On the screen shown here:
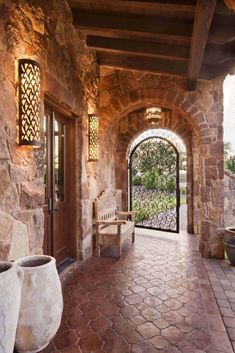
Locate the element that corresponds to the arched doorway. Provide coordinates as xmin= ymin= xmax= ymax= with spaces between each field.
xmin=101 ymin=80 xmax=224 ymax=257
xmin=127 ymin=128 xmax=188 ymax=232
xmin=129 ymin=135 xmax=180 ymax=233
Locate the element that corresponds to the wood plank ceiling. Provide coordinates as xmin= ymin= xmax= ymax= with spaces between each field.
xmin=68 ymin=0 xmax=235 ymax=90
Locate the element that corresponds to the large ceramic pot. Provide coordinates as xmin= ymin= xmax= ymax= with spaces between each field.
xmin=0 ymin=261 xmax=23 ymax=353
xmin=224 ymin=227 xmax=235 ymax=266
xmin=15 ymin=255 xmax=63 ymax=353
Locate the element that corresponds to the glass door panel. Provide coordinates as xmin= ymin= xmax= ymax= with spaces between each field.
xmin=54 ymin=118 xmax=65 ymax=203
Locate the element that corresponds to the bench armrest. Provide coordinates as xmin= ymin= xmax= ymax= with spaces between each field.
xmin=95 ymin=220 xmax=126 ymax=226
xmin=117 ymin=211 xmax=136 ymax=221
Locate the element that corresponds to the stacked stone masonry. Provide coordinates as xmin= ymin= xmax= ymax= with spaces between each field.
xmin=99 ymin=68 xmax=225 ymax=258
xmin=0 ymin=0 xmax=98 ymax=260
xmin=224 ymin=171 xmax=235 ymax=227
xmin=0 ymin=0 xmax=230 ymax=261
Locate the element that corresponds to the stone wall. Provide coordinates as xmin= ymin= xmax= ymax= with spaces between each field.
xmin=0 ymin=0 xmax=227 ymax=261
xmin=80 ymin=124 xmax=116 ymax=258
xmin=99 ymin=68 xmax=225 ymax=258
xmin=0 ymin=0 xmax=99 ymax=260
xmin=224 ymin=171 xmax=235 ymax=227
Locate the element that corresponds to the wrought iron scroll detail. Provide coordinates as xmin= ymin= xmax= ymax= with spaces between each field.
xmin=130 ymin=137 xmax=179 ymax=232
xmin=19 ymin=59 xmax=41 ymax=146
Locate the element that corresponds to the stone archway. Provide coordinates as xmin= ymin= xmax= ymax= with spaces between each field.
xmin=113 ymin=108 xmax=196 ymax=237
xmin=100 ymin=86 xmax=211 ymax=137
xmin=99 ymin=70 xmax=224 ymax=258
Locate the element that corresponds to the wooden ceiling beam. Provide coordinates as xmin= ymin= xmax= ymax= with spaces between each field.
xmin=97 ymin=51 xmax=187 ymax=77
xmin=68 ymin=1 xmax=196 ymax=19
xmin=87 ymin=35 xmax=190 ymax=62
xmin=72 ymin=10 xmax=194 ymax=37
xmin=84 ymin=29 xmax=191 ymax=46
xmin=187 ymin=0 xmax=217 ymax=91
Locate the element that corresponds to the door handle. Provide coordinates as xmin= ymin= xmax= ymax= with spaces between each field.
xmin=48 ymin=197 xmax=59 ymax=214
xmin=48 ymin=198 xmax=53 ymax=214
xmin=48 ymin=198 xmax=59 ymax=214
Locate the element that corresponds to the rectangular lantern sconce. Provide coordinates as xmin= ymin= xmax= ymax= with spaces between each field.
xmin=88 ymin=114 xmax=99 ymax=161
xmin=18 ymin=59 xmax=41 ymax=146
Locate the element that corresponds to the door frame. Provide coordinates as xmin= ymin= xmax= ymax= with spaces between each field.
xmin=43 ymin=95 xmax=78 ymax=261
xmin=129 ymin=136 xmax=180 ymax=233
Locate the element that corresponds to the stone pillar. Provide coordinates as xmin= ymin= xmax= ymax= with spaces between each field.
xmin=187 ymin=150 xmax=194 ymax=234
xmin=200 ymin=141 xmax=224 ymax=259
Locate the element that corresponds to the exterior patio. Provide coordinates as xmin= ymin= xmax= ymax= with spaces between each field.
xmin=41 ymin=230 xmax=233 ymax=353
xmin=1 ymin=0 xmax=235 ymax=352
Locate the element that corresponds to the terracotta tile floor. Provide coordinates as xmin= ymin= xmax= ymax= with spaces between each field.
xmin=41 ymin=230 xmax=233 ymax=353
xmin=204 ymin=258 xmax=235 ymax=352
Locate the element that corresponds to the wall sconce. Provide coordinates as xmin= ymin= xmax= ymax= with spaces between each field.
xmin=88 ymin=114 xmax=99 ymax=161
xmin=18 ymin=59 xmax=41 ymax=146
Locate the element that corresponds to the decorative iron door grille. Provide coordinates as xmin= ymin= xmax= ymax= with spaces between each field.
xmin=130 ymin=137 xmax=180 ymax=233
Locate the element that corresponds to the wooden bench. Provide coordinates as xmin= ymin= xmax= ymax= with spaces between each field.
xmin=94 ymin=190 xmax=135 ymax=257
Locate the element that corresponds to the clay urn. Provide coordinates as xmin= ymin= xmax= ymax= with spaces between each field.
xmin=0 ymin=261 xmax=23 ymax=353
xmin=15 ymin=255 xmax=63 ymax=353
xmin=224 ymin=227 xmax=235 ymax=265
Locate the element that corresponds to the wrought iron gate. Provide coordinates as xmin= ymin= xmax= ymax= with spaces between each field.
xmin=130 ymin=137 xmax=180 ymax=233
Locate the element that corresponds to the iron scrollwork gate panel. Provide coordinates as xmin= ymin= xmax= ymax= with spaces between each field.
xmin=130 ymin=137 xmax=180 ymax=233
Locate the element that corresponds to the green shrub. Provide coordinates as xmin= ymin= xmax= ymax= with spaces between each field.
xmin=132 ymin=175 xmax=142 ymax=186
xmin=226 ymin=156 xmax=235 ymax=174
xmin=135 ymin=209 xmax=150 ymax=223
xmin=166 ymin=178 xmax=176 ymax=193
xmin=142 ymin=169 xmax=164 ymax=190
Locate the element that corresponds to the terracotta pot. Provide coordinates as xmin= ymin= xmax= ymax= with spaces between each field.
xmin=15 ymin=255 xmax=63 ymax=353
xmin=224 ymin=227 xmax=235 ymax=266
xmin=0 ymin=261 xmax=23 ymax=353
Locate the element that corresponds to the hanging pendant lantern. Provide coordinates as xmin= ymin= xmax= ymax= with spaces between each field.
xmin=144 ymin=106 xmax=162 ymax=125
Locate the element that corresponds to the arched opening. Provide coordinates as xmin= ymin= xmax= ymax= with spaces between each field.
xmin=128 ymin=129 xmax=187 ymax=233
xmin=113 ymin=106 xmax=198 ymax=239
xmin=223 ymin=74 xmax=235 ymax=227
xmin=106 ymin=88 xmax=224 ymax=258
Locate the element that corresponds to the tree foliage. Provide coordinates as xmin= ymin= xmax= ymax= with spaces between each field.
xmin=224 ymin=141 xmax=235 ymax=174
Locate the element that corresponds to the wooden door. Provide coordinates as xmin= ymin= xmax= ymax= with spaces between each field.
xmin=43 ymin=105 xmax=75 ymax=264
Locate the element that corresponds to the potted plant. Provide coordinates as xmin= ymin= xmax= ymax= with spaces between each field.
xmin=0 ymin=261 xmax=23 ymax=353
xmin=224 ymin=227 xmax=235 ymax=265
xmin=15 ymin=255 xmax=63 ymax=353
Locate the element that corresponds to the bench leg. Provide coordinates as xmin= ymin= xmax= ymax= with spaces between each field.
xmin=96 ymin=244 xmax=101 ymax=257
xmin=132 ymin=230 xmax=135 ymax=243
xmin=117 ymin=245 xmax=122 ymax=258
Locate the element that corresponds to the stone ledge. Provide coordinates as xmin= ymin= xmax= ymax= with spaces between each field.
xmin=59 ymin=258 xmax=88 ymax=289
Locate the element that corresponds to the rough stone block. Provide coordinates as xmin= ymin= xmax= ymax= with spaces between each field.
xmin=201 ymin=187 xmax=211 ymax=202
xmin=209 ymin=142 xmax=223 ymax=156
xmin=229 ymin=178 xmax=235 ymax=190
xmin=0 ymin=162 xmax=10 ymax=200
xmin=28 ymin=209 xmax=44 ymax=252
xmin=205 ymin=166 xmax=218 ymax=180
xmin=8 ymin=219 xmax=29 ymax=261
xmin=212 ymin=187 xmax=224 ymax=208
xmin=21 ymin=181 xmax=44 ymax=209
